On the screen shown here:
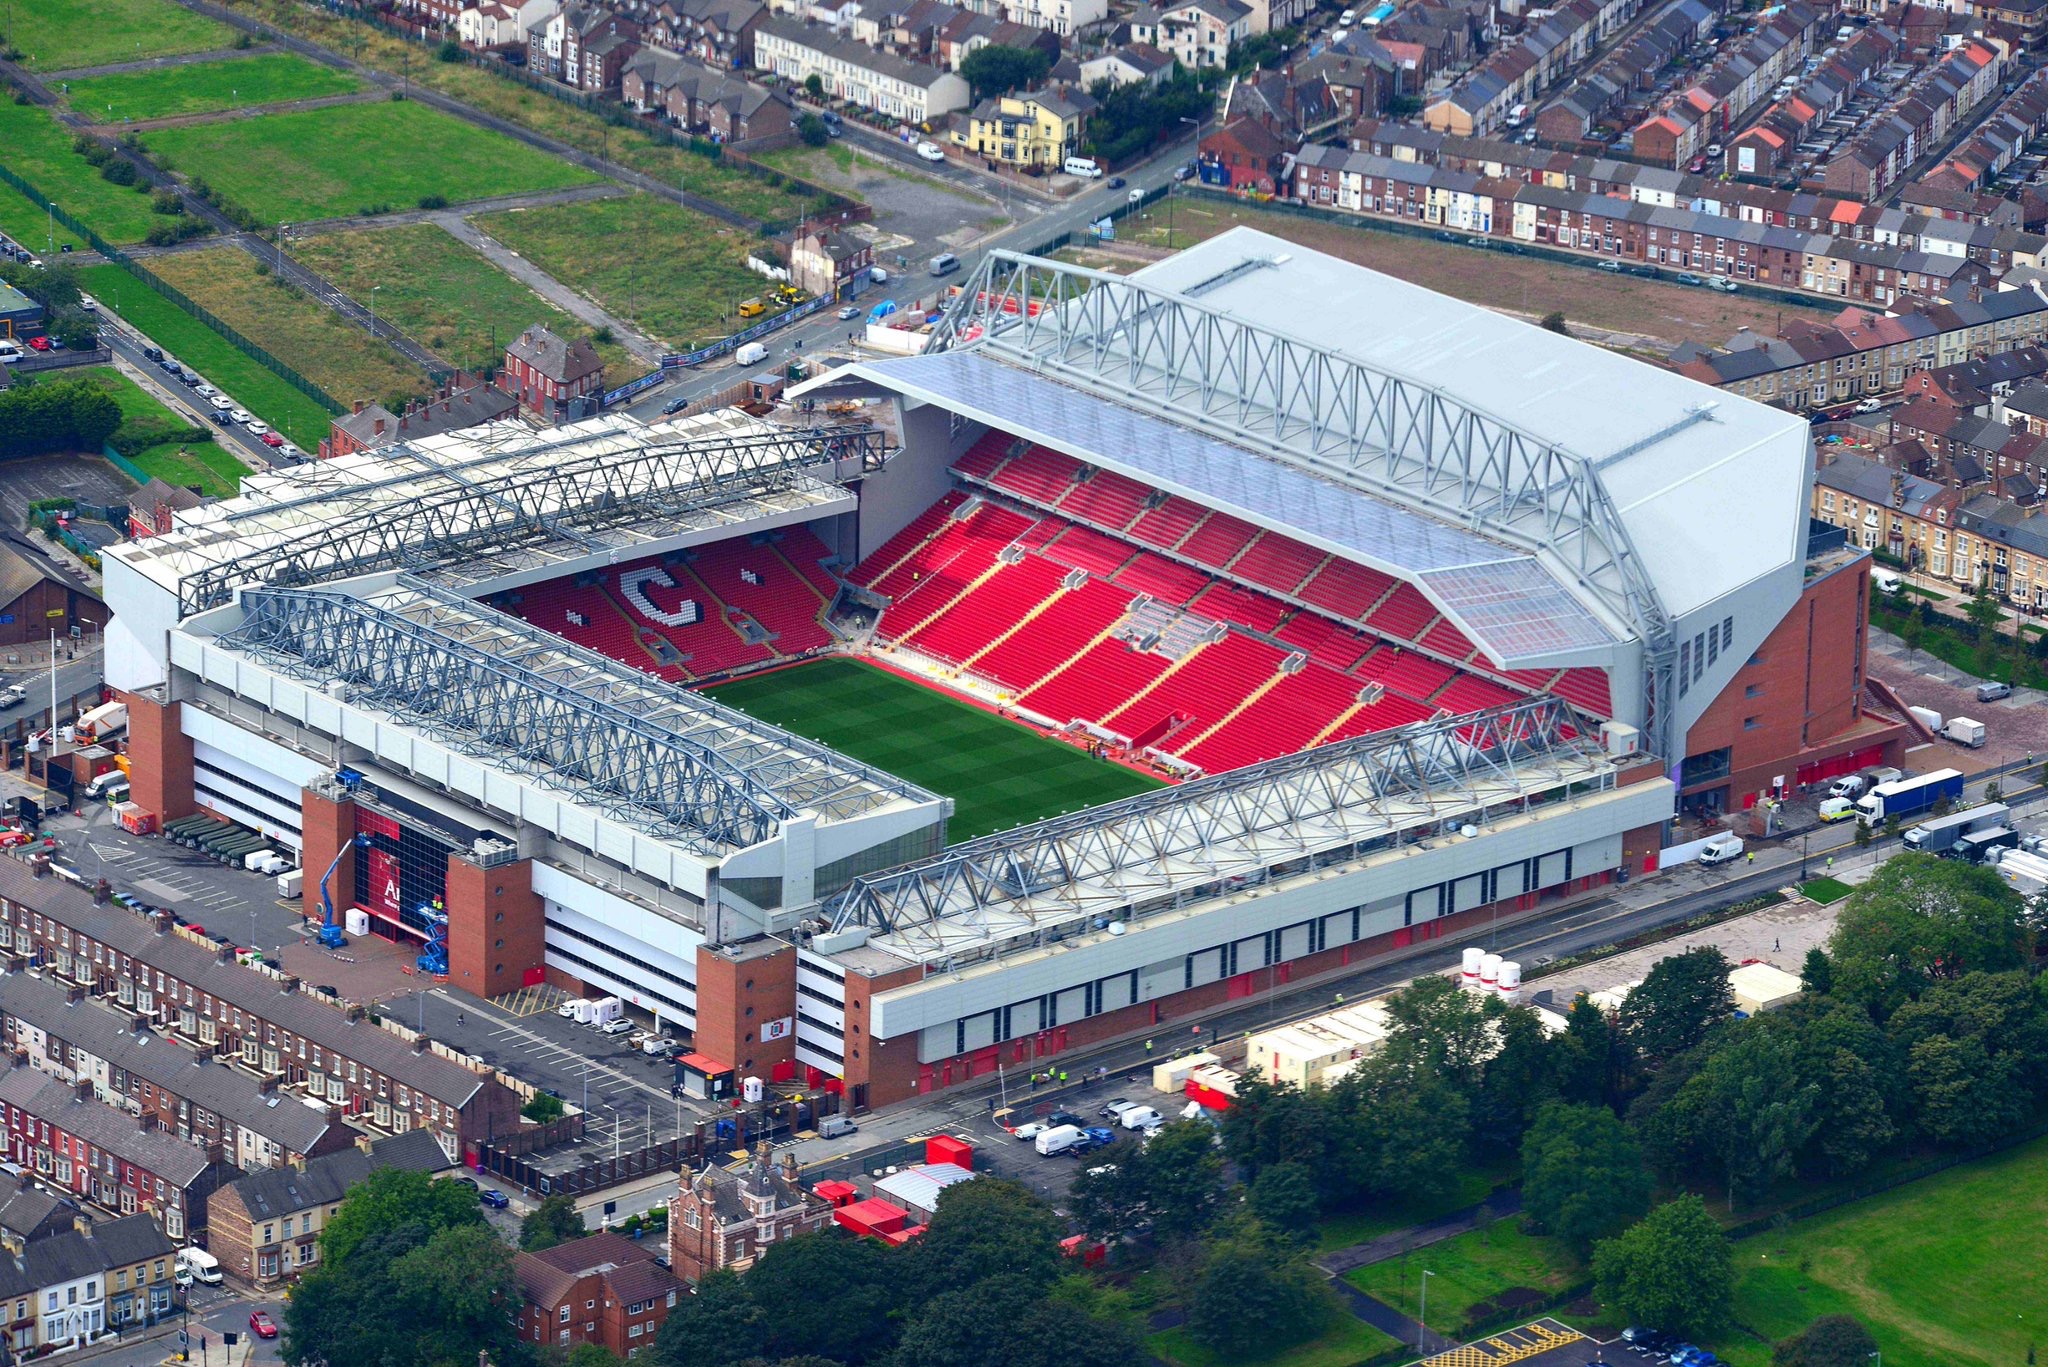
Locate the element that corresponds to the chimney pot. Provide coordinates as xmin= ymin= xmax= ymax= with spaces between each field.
xmin=259 ymin=1075 xmax=278 ymax=1095
xmin=373 ymin=417 xmax=385 ymax=436
xmin=353 ymin=399 xmax=365 ymax=415
xmin=153 ymin=910 xmax=172 ymax=935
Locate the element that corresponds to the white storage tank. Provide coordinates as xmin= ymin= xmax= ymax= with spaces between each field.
xmin=1461 ymin=947 xmax=1485 ymax=985
xmin=1497 ymin=961 xmax=1522 ymax=1000
xmin=344 ymin=908 xmax=370 ymax=937
xmin=1479 ymin=953 xmax=1502 ymax=989
xmin=742 ymin=1075 xmax=765 ymax=1103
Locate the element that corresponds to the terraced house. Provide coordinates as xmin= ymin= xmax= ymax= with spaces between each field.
xmin=751 ymin=16 xmax=970 ymax=121
xmin=0 ymin=1213 xmax=177 ymax=1355
xmin=0 ymin=860 xmax=521 ymax=1162
xmin=206 ymin=1131 xmax=452 ymax=1288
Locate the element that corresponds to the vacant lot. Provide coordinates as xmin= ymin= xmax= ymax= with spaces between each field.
xmin=476 ymin=194 xmax=764 ymax=350
xmin=142 ymin=99 xmax=597 ymax=223
xmin=1719 ymin=1137 xmax=2048 ymax=1367
xmin=0 ymin=102 xmax=165 ymax=245
xmin=1347 ymin=1221 xmax=1584 ymax=1333
xmin=67 ymin=52 xmax=361 ymax=122
xmin=195 ymin=0 xmax=827 ymax=224
xmin=125 ymin=438 xmax=248 ymax=498
xmin=1119 ymin=198 xmax=1833 ymax=352
xmin=706 ymin=658 xmax=1162 ymax=842
xmin=77 ymin=263 xmax=336 ymax=440
xmin=149 ymin=248 xmax=426 ymax=411
xmin=72 ymin=365 xmax=177 ymax=424
xmin=4 ymin=0 xmax=234 ymax=71
xmin=293 ymin=223 xmax=638 ymax=375
xmin=0 ymin=184 xmax=89 ymax=256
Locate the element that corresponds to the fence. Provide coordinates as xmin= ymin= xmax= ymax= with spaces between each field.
xmin=10 ymin=346 xmax=112 ymax=373
xmin=1022 ymin=180 xmax=1171 ymax=257
xmin=0 ymin=156 xmax=345 ymax=418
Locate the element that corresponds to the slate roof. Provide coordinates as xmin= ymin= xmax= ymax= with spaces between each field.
xmin=513 ymin=1231 xmax=679 ymax=1310
xmin=506 ymin=325 xmax=605 ymax=386
xmin=0 ymin=1065 xmax=214 ymax=1186
xmin=222 ymin=1129 xmax=452 ymax=1223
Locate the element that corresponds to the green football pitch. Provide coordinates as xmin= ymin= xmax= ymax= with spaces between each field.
xmin=704 ymin=658 xmax=1162 ymax=842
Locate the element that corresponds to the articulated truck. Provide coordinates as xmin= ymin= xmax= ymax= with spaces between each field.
xmin=1856 ymin=769 xmax=1964 ymax=827
xmin=1902 ymin=802 xmax=2009 ymax=856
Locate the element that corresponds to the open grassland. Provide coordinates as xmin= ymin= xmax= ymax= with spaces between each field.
xmin=1148 ymin=1317 xmax=1401 ymax=1367
xmin=705 ymin=659 xmax=1162 ymax=842
xmin=147 ymin=248 xmax=426 ymax=411
xmin=74 ymin=364 xmax=178 ymax=423
xmin=0 ymin=102 xmax=165 ymax=245
xmin=0 ymin=184 xmax=88 ymax=254
xmin=292 ymin=223 xmax=639 ymax=375
xmin=124 ymin=439 xmax=249 ymax=498
xmin=4 ymin=0 xmax=234 ymax=71
xmin=474 ymin=194 xmax=764 ymax=350
xmin=66 ymin=52 xmax=361 ymax=122
xmin=1346 ymin=1221 xmax=1584 ymax=1331
xmin=77 ymin=262 xmax=336 ymax=440
xmin=1717 ymin=1135 xmax=2048 ymax=1367
xmin=181 ymin=0 xmax=827 ymax=223
xmin=140 ymin=99 xmax=597 ymax=222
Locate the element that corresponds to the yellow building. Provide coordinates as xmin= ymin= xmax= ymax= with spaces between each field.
xmin=951 ymin=87 xmax=1096 ymax=170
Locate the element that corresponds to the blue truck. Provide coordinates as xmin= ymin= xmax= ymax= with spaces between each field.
xmin=1856 ymin=768 xmax=1963 ymax=826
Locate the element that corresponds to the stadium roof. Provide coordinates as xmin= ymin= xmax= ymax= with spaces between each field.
xmin=107 ymin=409 xmax=880 ymax=617
xmin=210 ymin=575 xmax=934 ymax=854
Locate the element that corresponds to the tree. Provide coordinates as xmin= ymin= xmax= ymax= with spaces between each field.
xmin=1186 ymin=1229 xmax=1335 ymax=1360
xmin=1964 ymin=585 xmax=2005 ymax=635
xmin=1249 ymin=1162 xmax=1321 ymax=1245
xmin=523 ymin=1091 xmax=566 ymax=1123
xmin=565 ymin=1347 xmax=627 ymax=1367
xmin=1806 ymin=1046 xmax=1896 ymax=1178
xmin=1773 ymin=1315 xmax=1879 ymax=1367
xmin=1218 ymin=1073 xmax=1337 ymax=1179
xmin=318 ymin=1168 xmax=483 ymax=1267
xmin=961 ymin=44 xmax=1054 ymax=99
xmin=744 ymin=1231 xmax=900 ymax=1363
xmin=0 ymin=377 xmax=120 ymax=458
xmin=1825 ymin=854 xmax=2035 ymax=1014
xmin=796 ymin=113 xmax=829 ymax=147
xmin=391 ymin=1224 xmax=528 ymax=1367
xmin=1474 ymin=1005 xmax=1563 ymax=1154
xmin=1540 ymin=310 xmax=1569 ymax=333
xmin=1673 ymin=1020 xmax=1822 ymax=1206
xmin=1591 ymin=1196 xmax=1734 ymax=1338
xmin=1070 ymin=1120 xmax=1224 ymax=1244
xmin=1382 ymin=974 xmax=1500 ymax=1091
xmin=803 ymin=73 xmax=824 ymax=99
xmin=520 ymin=1193 xmax=586 ymax=1251
xmin=892 ymin=1272 xmax=1139 ymax=1367
xmin=1905 ymin=1033 xmax=2026 ymax=1147
xmin=1328 ymin=1054 xmax=1470 ymax=1206
xmin=651 ymin=1270 xmax=769 ymax=1367
xmin=908 ymin=1177 xmax=1064 ymax=1297
xmin=1557 ymin=995 xmax=1619 ymax=1107
xmin=1621 ymin=946 xmax=1735 ymax=1068
xmin=1520 ymin=1102 xmax=1651 ymax=1256
xmin=1800 ymin=947 xmax=1834 ymax=996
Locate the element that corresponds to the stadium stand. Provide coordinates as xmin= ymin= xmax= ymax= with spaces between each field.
xmin=1056 ymin=469 xmax=1151 ymax=530
xmin=1113 ymin=552 xmax=1209 ymax=605
xmin=1125 ymin=495 xmax=1209 ymax=551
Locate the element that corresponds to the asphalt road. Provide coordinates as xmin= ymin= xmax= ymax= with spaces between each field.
xmin=94 ymin=312 xmax=298 ymax=463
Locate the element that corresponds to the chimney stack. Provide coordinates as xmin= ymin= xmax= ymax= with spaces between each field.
xmin=413 ymin=1035 xmax=431 ymax=1053
xmin=372 ymin=417 xmax=385 ymax=437
xmin=153 ymin=910 xmax=173 ymax=935
xmin=353 ymin=399 xmax=365 ymax=415
xmin=259 ymin=1074 xmax=278 ymax=1095
xmin=73 ymin=1078 xmax=92 ymax=1103
xmin=65 ymin=984 xmax=84 ymax=1006
xmin=280 ymin=977 xmax=300 ymax=995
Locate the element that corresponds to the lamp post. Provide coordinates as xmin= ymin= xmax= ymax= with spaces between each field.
xmin=1417 ymin=1269 xmax=1434 ymax=1353
xmin=369 ymin=284 xmax=381 ymax=340
xmin=1171 ymin=115 xmax=1199 ymax=247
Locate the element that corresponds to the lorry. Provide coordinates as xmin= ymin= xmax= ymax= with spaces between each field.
xmin=1955 ymin=826 xmax=2019 ymax=863
xmin=1994 ymin=848 xmax=2048 ymax=896
xmin=75 ymin=701 xmax=127 ymax=741
xmin=1857 ymin=768 xmax=1964 ymax=826
xmin=734 ymin=341 xmax=768 ymax=367
xmin=276 ymin=867 xmax=304 ymax=899
xmin=1941 ymin=716 xmax=1986 ymax=748
xmin=1035 ymin=1124 xmax=1085 ymax=1156
xmin=1901 ymin=801 xmax=2008 ymax=856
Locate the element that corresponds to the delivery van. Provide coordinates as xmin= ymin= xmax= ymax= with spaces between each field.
xmin=1035 ymin=1124 xmax=1085 ymax=1156
xmin=1697 ymin=832 xmax=1745 ymax=865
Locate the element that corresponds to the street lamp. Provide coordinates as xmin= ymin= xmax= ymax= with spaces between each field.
xmin=369 ymin=284 xmax=381 ymax=339
xmin=1418 ymin=1269 xmax=1434 ymax=1352
xmin=1170 ymin=115 xmax=1199 ymax=247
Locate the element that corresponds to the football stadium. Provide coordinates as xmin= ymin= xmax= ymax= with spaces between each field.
xmin=98 ymin=227 xmax=1899 ymax=1111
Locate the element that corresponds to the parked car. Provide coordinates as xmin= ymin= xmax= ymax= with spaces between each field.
xmin=1046 ymin=1110 xmax=1086 ymax=1130
xmin=1097 ymin=1097 xmax=1130 ymax=1119
xmin=1598 ymin=260 xmax=1622 ymax=272
xmin=837 ymin=304 xmax=860 ymax=320
xmin=1012 ymin=1121 xmax=1049 ymax=1140
xmin=244 ymin=419 xmax=270 ymax=436
xmin=600 ymin=1018 xmax=633 ymax=1035
xmin=25 ymin=335 xmax=49 ymax=352
xmin=478 ymin=1188 xmax=511 ymax=1209
xmin=1106 ymin=175 xmax=1126 ymax=189
xmin=261 ymin=432 xmax=285 ymax=448
xmin=209 ymin=395 xmax=233 ymax=413
xmin=915 ymin=141 xmax=944 ymax=161
xmin=228 ymin=408 xmax=252 ymax=425
xmin=1978 ymin=680 xmax=2014 ymax=702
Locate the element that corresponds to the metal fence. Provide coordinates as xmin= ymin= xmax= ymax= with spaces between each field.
xmin=0 ymin=159 xmax=345 ymax=417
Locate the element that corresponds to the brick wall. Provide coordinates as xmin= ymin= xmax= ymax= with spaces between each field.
xmin=298 ymin=792 xmax=358 ymax=931
xmin=445 ymin=855 xmax=543 ymax=1000
xmin=693 ymin=944 xmax=797 ymax=1078
xmin=119 ymin=692 xmax=194 ymax=825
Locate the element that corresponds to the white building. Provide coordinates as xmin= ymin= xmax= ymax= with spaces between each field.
xmin=752 ymin=16 xmax=970 ymax=122
xmin=1129 ymin=0 xmax=1252 ymax=68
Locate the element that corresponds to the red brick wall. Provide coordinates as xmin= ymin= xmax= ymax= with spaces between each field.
xmin=299 ymin=792 xmax=358 ymax=931
xmin=445 ymin=856 xmax=544 ymax=1000
xmin=694 ymin=945 xmax=797 ymax=1077
xmin=120 ymin=691 xmax=194 ymax=824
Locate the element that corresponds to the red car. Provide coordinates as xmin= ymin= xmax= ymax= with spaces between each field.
xmin=249 ymin=1311 xmax=278 ymax=1339
xmin=25 ymin=335 xmax=49 ymax=352
xmin=260 ymin=432 xmax=284 ymax=448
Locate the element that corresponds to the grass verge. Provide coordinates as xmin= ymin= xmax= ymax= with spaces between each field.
xmin=0 ymin=101 xmax=165 ymax=245
xmin=140 ymin=97 xmax=597 ymax=222
xmin=124 ymin=438 xmax=248 ymax=497
xmin=1797 ymin=876 xmax=1852 ymax=905
xmin=4 ymin=0 xmax=234 ymax=71
xmin=292 ymin=222 xmax=639 ymax=375
xmin=77 ymin=262 xmax=335 ymax=441
xmin=474 ymin=194 xmax=765 ymax=350
xmin=1147 ymin=1317 xmax=1401 ymax=1367
xmin=705 ymin=658 xmax=1162 ymax=842
xmin=147 ymin=248 xmax=424 ymax=410
xmin=1345 ymin=1221 xmax=1583 ymax=1334
xmin=65 ymin=52 xmax=361 ymax=122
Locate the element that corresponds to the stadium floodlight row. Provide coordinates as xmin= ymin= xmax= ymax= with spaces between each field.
xmin=98 ymin=228 xmax=1899 ymax=1113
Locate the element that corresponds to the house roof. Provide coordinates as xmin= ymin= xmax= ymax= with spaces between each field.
xmin=513 ymin=1231 xmax=679 ymax=1310
xmin=0 ymin=1065 xmax=218 ymax=1186
xmin=223 ymin=1129 xmax=453 ymax=1223
xmin=506 ymin=325 xmax=605 ymax=385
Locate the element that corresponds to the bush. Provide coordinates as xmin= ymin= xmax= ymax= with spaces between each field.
xmin=100 ymin=159 xmax=139 ymax=187
xmin=522 ymin=1092 xmax=565 ymax=1123
xmin=797 ymin=113 xmax=829 ymax=147
xmin=417 ymin=193 xmax=448 ymax=210
xmin=144 ymin=218 xmax=208 ymax=247
xmin=151 ymin=189 xmax=184 ymax=216
xmin=0 ymin=379 xmax=122 ymax=458
xmin=436 ymin=38 xmax=463 ymax=61
xmin=109 ymin=414 xmax=212 ymax=458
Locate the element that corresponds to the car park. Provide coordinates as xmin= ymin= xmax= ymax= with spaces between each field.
xmin=1013 ymin=1121 xmax=1049 ymax=1140
xmin=479 ymin=1188 xmax=510 ymax=1208
xmin=25 ymin=336 xmax=49 ymax=352
xmin=600 ymin=1017 xmax=633 ymax=1034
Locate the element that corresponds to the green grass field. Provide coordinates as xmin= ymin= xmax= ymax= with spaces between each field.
xmin=148 ymin=247 xmax=426 ymax=411
xmin=1719 ymin=1136 xmax=2048 ymax=1367
xmin=0 ymin=102 xmax=165 ymax=245
xmin=292 ymin=222 xmax=639 ymax=376
xmin=1797 ymin=876 xmax=1852 ymax=905
xmin=1314 ymin=1166 xmax=1511 ymax=1254
xmin=141 ymin=99 xmax=597 ymax=222
xmin=77 ymin=263 xmax=336 ymax=441
xmin=66 ymin=52 xmax=361 ymax=122
xmin=3 ymin=0 xmax=235 ymax=71
xmin=473 ymin=194 xmax=764 ymax=350
xmin=1148 ymin=1317 xmax=1400 ymax=1367
xmin=1346 ymin=1222 xmax=1584 ymax=1332
xmin=0 ymin=184 xmax=88 ymax=255
xmin=123 ymin=438 xmax=248 ymax=497
xmin=70 ymin=365 xmax=173 ymax=424
xmin=705 ymin=659 xmax=1162 ymax=842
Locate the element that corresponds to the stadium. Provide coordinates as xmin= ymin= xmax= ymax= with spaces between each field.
xmin=101 ymin=227 xmax=1898 ymax=1110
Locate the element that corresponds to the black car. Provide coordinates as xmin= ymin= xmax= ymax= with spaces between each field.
xmin=1046 ymin=1110 xmax=1086 ymax=1129
xmin=141 ymin=345 xmax=164 ymax=363
xmin=661 ymin=395 xmax=690 ymax=415
xmin=1107 ymin=175 xmax=1126 ymax=189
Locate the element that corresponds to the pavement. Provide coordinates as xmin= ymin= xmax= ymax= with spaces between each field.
xmin=55 ymin=1286 xmax=286 ymax=1367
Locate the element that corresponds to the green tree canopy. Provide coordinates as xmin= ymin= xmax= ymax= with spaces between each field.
xmin=960 ymin=44 xmax=1053 ymax=99
xmin=318 ymin=1168 xmax=484 ymax=1267
xmin=1520 ymin=1102 xmax=1651 ymax=1256
xmin=650 ymin=1269 xmax=769 ymax=1367
xmin=1185 ymin=1227 xmax=1336 ymax=1360
xmin=520 ymin=1192 xmax=586 ymax=1252
xmin=1249 ymin=1161 xmax=1322 ymax=1245
xmin=1591 ymin=1195 xmax=1734 ymax=1338
xmin=1621 ymin=946 xmax=1734 ymax=1068
xmin=1772 ymin=1315 xmax=1879 ymax=1367
xmin=907 ymin=1176 xmax=1065 ymax=1298
xmin=1825 ymin=854 xmax=2035 ymax=1014
xmin=744 ymin=1230 xmax=900 ymax=1363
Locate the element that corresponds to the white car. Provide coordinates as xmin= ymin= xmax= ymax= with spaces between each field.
xmin=78 ymin=295 xmax=96 ymax=313
xmin=194 ymin=382 xmax=218 ymax=398
xmin=1012 ymin=1121 xmax=1049 ymax=1140
xmin=244 ymin=419 xmax=270 ymax=436
xmin=556 ymin=1001 xmax=579 ymax=1018
xmin=915 ymin=141 xmax=944 ymax=161
xmin=208 ymin=395 xmax=233 ymax=412
xmin=278 ymin=442 xmax=303 ymax=460
xmin=600 ymin=1018 xmax=633 ymax=1035
xmin=228 ymin=408 xmax=252 ymax=425
xmin=641 ymin=1035 xmax=671 ymax=1055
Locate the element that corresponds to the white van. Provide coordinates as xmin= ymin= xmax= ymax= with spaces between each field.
xmin=1035 ymin=1124 xmax=1085 ymax=1156
xmin=84 ymin=771 xmax=129 ymax=801
xmin=733 ymin=341 xmax=768 ymax=367
xmin=1871 ymin=568 xmax=1902 ymax=594
xmin=1063 ymin=156 xmax=1103 ymax=178
xmin=177 ymin=1248 xmax=223 ymax=1286
xmin=1818 ymin=796 xmax=1857 ymax=822
xmin=1698 ymin=832 xmax=1745 ymax=866
xmin=1118 ymin=1105 xmax=1164 ymax=1131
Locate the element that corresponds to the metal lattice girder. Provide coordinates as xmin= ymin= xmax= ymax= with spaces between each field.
xmin=823 ymin=696 xmax=1597 ymax=956
xmin=928 ymin=250 xmax=1677 ymax=750
xmin=177 ymin=422 xmax=885 ymax=617
xmin=218 ymin=580 xmax=931 ymax=854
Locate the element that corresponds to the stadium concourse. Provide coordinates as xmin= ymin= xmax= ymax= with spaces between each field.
xmin=98 ymin=228 xmax=1903 ymax=1118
